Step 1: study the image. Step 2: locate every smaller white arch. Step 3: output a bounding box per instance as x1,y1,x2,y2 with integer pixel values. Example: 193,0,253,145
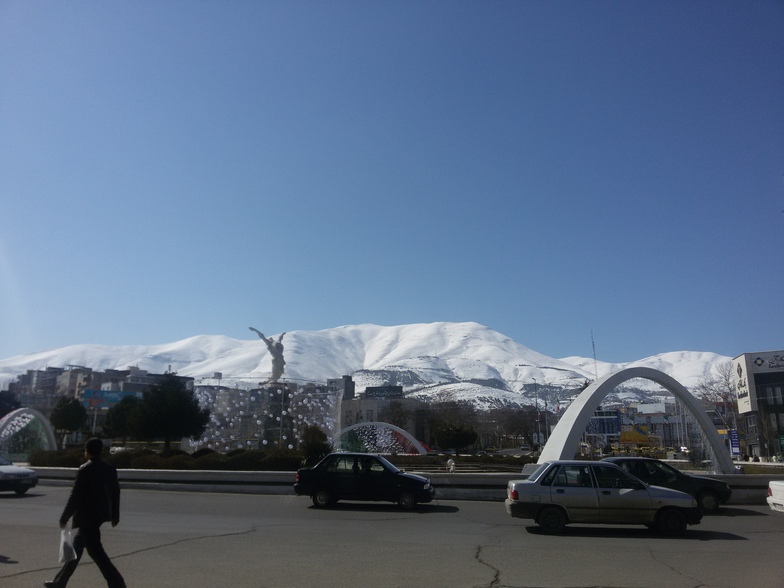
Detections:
339,421,429,455
539,367,736,474
0,407,58,452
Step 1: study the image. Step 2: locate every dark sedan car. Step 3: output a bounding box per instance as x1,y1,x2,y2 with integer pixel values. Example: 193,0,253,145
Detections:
602,457,731,513
294,452,435,509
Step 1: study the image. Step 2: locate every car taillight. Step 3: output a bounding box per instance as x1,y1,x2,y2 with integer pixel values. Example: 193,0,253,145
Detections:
296,473,300,482
769,486,773,497
509,489,519,500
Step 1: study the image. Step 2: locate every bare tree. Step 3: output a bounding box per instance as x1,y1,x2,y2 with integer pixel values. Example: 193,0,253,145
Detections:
756,404,780,460
378,400,413,429
694,361,739,430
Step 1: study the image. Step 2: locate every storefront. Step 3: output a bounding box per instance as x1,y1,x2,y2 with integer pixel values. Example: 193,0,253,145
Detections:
733,350,784,459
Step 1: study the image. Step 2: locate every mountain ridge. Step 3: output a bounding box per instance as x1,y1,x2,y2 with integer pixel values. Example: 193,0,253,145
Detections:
0,322,731,409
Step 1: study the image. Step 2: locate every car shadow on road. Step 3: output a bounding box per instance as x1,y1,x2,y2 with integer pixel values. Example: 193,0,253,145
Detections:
524,526,747,541
308,502,459,514
710,506,768,517
0,492,42,500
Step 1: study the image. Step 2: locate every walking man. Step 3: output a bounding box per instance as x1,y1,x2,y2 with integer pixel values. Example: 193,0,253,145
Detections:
45,437,126,588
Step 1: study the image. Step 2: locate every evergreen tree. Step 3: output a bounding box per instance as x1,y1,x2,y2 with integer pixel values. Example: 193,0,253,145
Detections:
0,390,21,419
129,374,210,452
49,397,87,448
299,425,333,466
103,395,141,443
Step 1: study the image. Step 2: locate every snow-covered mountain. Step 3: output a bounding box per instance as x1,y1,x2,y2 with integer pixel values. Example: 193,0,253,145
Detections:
0,322,731,410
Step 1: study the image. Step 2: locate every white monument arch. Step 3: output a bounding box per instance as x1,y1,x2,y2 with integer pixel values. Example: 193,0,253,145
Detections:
539,367,736,474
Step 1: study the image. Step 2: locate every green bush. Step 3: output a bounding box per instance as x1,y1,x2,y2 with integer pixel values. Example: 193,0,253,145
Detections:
108,449,157,469
261,449,302,471
193,452,227,470
190,447,217,459
161,448,189,459
164,454,195,470
129,454,166,469
225,450,267,471
28,449,84,468
27,446,304,471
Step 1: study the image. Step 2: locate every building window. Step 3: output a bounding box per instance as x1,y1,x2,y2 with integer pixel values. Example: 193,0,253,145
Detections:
747,414,758,435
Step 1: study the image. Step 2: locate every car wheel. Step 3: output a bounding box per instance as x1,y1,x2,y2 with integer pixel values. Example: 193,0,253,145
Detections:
696,489,720,513
537,506,566,534
14,488,29,496
657,508,687,536
398,491,417,510
312,489,332,508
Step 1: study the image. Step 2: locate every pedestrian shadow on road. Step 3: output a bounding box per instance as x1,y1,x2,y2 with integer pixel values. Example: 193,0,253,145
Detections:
0,554,20,564
524,526,747,541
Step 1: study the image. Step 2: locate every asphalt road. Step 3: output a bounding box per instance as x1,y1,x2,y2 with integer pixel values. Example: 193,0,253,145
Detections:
2,485,783,588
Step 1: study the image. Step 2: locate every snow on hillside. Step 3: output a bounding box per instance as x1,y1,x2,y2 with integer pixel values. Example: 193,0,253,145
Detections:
0,322,732,408
558,350,732,392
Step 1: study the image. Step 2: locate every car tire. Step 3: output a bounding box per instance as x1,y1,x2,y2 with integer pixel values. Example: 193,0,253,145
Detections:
696,489,720,513
312,489,333,508
537,506,566,534
398,491,417,510
14,488,29,496
657,508,687,536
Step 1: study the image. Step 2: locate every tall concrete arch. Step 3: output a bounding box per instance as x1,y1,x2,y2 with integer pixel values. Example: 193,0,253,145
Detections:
0,407,58,453
339,421,429,455
539,367,736,474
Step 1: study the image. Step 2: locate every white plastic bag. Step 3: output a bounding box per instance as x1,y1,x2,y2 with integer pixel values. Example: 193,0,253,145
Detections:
59,529,76,563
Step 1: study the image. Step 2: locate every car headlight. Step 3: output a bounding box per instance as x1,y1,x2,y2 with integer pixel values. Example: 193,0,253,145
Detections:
423,483,431,490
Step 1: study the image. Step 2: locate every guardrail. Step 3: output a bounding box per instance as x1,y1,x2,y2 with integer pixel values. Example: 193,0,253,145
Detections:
33,467,784,504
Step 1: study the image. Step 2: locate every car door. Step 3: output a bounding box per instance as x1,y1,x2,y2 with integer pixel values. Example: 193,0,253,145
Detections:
592,465,654,524
546,464,599,523
328,455,362,499
356,455,392,501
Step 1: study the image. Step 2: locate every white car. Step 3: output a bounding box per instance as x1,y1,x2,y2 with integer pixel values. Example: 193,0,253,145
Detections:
0,455,38,495
767,480,784,513
505,460,702,535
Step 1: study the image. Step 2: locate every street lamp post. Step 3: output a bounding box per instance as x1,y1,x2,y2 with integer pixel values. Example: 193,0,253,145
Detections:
534,377,541,449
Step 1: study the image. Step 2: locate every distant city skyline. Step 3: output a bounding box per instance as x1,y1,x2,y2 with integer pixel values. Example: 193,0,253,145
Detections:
1,2,782,363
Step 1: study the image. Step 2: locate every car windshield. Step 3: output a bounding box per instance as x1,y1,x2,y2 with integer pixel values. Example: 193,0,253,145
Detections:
0,455,12,466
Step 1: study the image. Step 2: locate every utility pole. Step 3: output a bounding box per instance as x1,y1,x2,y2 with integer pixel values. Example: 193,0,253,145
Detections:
533,377,541,449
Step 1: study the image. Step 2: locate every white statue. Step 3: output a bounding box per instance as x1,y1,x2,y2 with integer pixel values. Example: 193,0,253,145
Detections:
249,327,286,384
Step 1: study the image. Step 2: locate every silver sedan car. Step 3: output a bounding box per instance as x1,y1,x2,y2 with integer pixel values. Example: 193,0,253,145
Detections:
505,460,702,535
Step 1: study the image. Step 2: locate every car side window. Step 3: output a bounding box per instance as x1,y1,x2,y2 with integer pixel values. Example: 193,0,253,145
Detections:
331,456,357,474
325,457,339,472
594,465,638,489
551,465,593,488
540,466,558,486
360,457,385,475
651,461,678,483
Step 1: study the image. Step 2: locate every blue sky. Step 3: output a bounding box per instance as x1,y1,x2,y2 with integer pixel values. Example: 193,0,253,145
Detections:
1,1,782,364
